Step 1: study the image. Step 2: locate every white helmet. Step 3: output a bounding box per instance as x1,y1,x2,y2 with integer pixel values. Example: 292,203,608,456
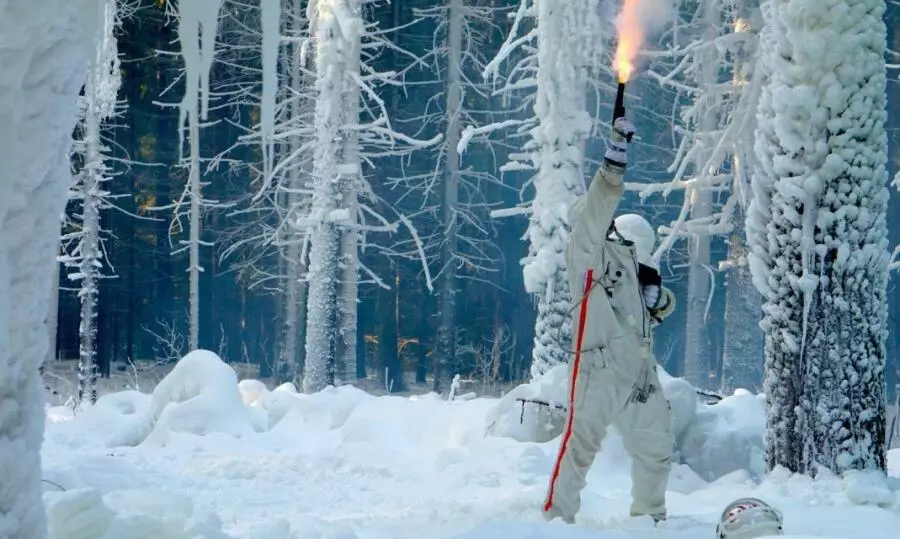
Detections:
715,498,783,539
612,213,656,268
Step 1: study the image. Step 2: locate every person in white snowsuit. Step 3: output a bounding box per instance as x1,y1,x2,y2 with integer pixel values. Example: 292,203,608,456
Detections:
542,117,677,525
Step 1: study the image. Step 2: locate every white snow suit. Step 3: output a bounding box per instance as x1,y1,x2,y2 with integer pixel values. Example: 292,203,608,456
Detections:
542,160,675,524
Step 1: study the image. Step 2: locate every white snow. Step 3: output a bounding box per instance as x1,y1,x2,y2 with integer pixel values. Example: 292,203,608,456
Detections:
0,1,103,537
42,353,900,538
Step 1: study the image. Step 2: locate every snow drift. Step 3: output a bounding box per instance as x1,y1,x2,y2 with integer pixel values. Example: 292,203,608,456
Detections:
68,350,269,447
45,487,237,539
43,359,900,538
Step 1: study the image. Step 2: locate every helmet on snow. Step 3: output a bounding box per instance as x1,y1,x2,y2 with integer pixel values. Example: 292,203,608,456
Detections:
715,497,784,539
612,213,656,268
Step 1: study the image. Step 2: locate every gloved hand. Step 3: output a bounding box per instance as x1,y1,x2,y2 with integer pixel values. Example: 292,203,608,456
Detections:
642,284,660,309
605,117,636,169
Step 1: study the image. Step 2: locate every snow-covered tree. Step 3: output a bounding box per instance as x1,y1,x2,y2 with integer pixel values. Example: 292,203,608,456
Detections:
60,0,124,408
302,0,364,392
301,0,440,392
393,0,510,391
749,0,890,474
211,0,313,383
720,4,765,392
630,0,763,387
0,1,102,536
484,0,605,380
167,0,225,351
215,0,437,390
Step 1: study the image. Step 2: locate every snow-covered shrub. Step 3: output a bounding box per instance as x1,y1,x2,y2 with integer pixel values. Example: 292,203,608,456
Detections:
678,389,766,481
484,365,570,442
110,350,266,446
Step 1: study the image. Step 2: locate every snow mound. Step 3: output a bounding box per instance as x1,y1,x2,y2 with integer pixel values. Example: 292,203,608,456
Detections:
111,350,267,446
678,389,766,480
485,365,569,442
45,487,236,539
270,384,375,434
46,390,151,447
239,379,302,429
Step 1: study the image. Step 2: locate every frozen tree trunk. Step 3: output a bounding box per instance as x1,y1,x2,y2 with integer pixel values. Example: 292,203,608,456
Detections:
177,0,223,352
682,202,712,386
188,108,201,351
749,0,890,475
47,259,60,362
433,0,464,392
525,0,597,380
77,103,103,407
681,0,720,388
720,208,763,393
337,194,358,386
280,0,309,385
74,0,120,407
720,0,763,394
0,2,98,537
336,11,363,386
304,0,362,393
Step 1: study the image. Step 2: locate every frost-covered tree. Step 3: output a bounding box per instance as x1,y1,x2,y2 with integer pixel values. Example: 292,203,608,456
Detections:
720,3,765,392
166,0,225,351
61,0,124,408
0,1,101,537
485,0,605,380
748,0,890,474
399,0,509,391
216,0,436,390
212,0,314,383
303,0,364,392
636,0,763,387
302,0,440,392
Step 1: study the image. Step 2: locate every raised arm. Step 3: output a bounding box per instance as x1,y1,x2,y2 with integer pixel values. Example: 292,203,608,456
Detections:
567,118,635,253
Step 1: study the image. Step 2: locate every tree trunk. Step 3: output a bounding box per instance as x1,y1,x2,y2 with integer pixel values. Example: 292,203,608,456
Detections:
434,0,464,393
280,0,310,385
336,3,363,385
681,0,721,388
0,1,98,536
379,268,405,393
750,0,889,475
721,186,763,392
188,104,201,351
47,258,60,363
77,96,102,407
303,0,362,392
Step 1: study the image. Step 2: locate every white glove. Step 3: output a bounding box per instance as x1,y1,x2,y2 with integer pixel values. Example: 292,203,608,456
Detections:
642,284,660,309
605,117,636,168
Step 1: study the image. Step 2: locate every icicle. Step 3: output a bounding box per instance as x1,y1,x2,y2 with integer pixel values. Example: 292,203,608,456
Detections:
256,0,280,202
177,0,224,137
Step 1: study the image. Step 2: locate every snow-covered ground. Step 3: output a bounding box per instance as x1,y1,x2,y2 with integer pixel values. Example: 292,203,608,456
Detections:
42,351,900,539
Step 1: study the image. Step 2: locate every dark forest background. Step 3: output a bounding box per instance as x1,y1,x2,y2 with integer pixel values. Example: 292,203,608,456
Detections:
50,0,900,398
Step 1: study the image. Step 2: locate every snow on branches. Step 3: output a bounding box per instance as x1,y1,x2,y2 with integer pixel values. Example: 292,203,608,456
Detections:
749,0,890,475
61,0,127,408
482,0,606,379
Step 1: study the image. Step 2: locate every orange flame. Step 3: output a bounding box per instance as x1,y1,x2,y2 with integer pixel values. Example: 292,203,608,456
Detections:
613,0,643,83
